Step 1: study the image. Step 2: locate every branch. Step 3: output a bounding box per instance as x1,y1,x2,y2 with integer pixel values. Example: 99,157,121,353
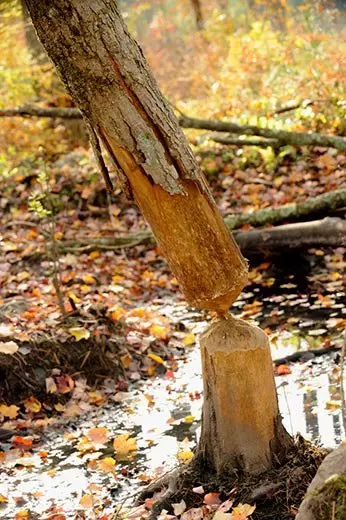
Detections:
2,104,346,151
50,218,345,256
179,116,346,151
210,135,280,147
224,188,346,230
0,104,81,119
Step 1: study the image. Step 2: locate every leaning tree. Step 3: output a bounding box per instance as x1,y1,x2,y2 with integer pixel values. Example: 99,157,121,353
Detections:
25,0,292,476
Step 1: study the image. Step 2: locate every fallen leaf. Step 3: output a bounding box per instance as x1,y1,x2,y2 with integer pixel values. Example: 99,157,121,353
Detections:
204,492,222,506
147,353,165,365
69,327,90,341
173,499,187,516
24,396,41,413
275,365,292,376
113,434,137,458
86,427,109,445
12,436,33,448
0,341,19,354
98,457,116,473
79,494,94,508
184,415,195,423
230,503,256,519
149,324,169,340
177,450,194,463
183,333,196,346
192,486,205,494
0,404,19,419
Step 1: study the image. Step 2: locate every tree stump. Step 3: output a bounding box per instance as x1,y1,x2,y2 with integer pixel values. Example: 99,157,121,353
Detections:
198,315,292,475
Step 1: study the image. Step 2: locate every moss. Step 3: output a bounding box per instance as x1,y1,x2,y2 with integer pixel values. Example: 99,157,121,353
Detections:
311,475,346,520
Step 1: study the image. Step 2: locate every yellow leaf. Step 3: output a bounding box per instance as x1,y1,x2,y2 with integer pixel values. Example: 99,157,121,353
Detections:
67,292,81,303
147,353,165,365
230,503,256,519
24,396,41,413
98,457,116,473
88,391,105,406
69,327,90,341
15,511,29,519
184,415,195,424
89,251,100,259
86,427,109,445
0,494,8,503
113,434,137,458
182,333,196,346
177,450,194,463
0,404,19,419
82,274,96,285
149,324,169,339
79,494,94,509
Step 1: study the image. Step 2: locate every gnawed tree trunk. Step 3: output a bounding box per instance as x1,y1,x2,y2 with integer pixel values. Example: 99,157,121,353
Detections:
25,0,291,474
198,316,290,473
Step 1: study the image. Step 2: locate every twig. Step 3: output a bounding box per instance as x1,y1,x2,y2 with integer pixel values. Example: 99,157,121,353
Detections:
340,330,346,434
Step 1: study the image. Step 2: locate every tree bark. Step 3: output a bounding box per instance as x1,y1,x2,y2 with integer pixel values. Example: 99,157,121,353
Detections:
50,218,346,255
24,0,248,312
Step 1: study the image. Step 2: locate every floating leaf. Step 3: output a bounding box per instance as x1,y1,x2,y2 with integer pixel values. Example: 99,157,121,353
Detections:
86,427,109,445
275,364,292,376
69,327,90,341
98,457,116,474
113,434,137,458
183,333,196,346
79,494,94,509
184,415,195,423
177,450,194,463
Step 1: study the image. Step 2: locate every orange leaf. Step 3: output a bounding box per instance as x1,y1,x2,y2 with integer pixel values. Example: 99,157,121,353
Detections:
276,365,292,376
204,492,222,506
86,427,109,445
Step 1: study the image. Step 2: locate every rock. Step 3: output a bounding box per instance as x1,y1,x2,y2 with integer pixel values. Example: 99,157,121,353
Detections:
296,442,346,520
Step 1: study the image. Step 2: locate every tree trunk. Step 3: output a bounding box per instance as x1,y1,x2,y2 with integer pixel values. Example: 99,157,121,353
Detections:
25,0,291,475
198,316,291,474
190,0,204,30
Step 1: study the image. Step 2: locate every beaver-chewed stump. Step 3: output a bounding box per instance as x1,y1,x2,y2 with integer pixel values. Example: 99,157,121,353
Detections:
197,315,292,475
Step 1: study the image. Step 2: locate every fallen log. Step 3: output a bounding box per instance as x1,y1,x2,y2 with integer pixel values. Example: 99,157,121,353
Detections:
224,188,346,229
2,104,346,151
50,218,345,255
179,116,346,152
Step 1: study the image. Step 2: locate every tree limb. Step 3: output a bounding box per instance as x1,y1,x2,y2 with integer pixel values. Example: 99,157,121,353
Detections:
50,218,345,255
2,105,346,151
224,188,346,230
0,104,81,119
179,116,346,151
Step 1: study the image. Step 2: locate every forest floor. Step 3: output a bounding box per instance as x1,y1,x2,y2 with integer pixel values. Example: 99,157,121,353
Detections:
0,143,345,519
